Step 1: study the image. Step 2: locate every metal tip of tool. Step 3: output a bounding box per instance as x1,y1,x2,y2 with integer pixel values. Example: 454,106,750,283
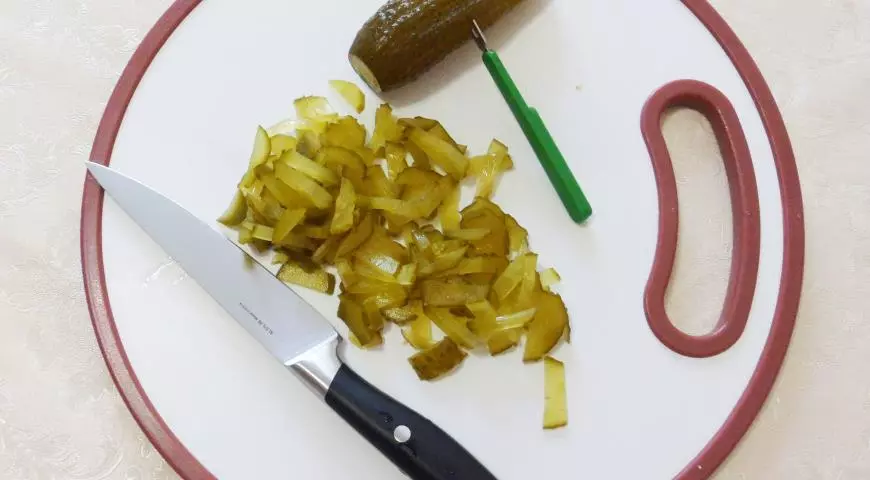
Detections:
471,19,488,52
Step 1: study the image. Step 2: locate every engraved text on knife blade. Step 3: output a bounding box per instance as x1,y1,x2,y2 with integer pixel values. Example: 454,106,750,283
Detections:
239,302,275,336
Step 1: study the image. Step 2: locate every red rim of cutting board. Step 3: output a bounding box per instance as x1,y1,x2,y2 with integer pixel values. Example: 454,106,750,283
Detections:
79,1,804,478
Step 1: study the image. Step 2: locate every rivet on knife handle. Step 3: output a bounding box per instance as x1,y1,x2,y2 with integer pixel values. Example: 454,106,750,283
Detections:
472,20,593,224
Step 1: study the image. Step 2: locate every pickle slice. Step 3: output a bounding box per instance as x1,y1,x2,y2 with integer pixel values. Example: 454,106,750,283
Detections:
543,356,568,429
408,337,467,381
329,80,366,113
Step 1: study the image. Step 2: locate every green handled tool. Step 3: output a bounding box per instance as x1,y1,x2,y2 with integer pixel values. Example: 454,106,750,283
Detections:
471,20,592,223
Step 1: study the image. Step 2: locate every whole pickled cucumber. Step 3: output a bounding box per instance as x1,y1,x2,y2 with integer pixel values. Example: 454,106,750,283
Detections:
349,0,525,93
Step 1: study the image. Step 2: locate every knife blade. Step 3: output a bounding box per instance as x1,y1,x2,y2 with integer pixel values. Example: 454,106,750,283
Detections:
86,162,497,480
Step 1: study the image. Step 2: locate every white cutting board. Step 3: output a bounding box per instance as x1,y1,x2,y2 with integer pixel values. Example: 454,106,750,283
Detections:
80,0,804,479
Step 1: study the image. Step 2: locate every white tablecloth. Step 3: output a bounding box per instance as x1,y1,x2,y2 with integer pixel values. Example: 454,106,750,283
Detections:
1,1,868,478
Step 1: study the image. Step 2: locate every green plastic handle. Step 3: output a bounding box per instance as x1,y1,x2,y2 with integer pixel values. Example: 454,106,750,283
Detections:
481,50,593,223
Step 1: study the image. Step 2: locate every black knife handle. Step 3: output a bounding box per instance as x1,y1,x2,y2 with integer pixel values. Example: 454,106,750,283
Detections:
325,364,497,480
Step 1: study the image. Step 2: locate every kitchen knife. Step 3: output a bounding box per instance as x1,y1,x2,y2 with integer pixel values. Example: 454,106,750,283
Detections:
86,162,497,480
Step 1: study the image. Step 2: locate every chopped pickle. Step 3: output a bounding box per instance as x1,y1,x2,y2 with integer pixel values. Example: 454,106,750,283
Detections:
272,250,290,265
338,294,377,347
270,134,298,155
353,257,398,283
360,166,398,199
488,139,511,160
426,307,478,349
296,129,322,157
396,166,441,188
274,163,333,209
221,91,575,415
508,254,540,311
329,80,366,113
365,232,406,263
460,198,507,257
294,96,337,134
335,212,375,258
495,308,537,331
354,146,378,167
330,178,356,235
384,142,408,180
422,279,489,307
362,296,387,332
493,254,533,301
445,228,490,241
250,239,271,253
253,157,275,177
418,246,467,277
348,282,407,311
237,223,254,244
249,126,271,170
468,300,535,340
318,146,366,178
427,121,467,155
524,292,569,362
384,303,418,324
469,139,514,198
217,190,248,226
280,233,318,252
406,177,454,220
355,230,409,270
403,224,432,252
488,329,522,356
295,95,334,120
469,154,500,199
467,300,498,338
408,337,467,381
505,214,530,259
543,356,568,429
402,310,435,350
399,116,439,131
350,331,384,349
246,191,283,226
266,119,304,137
251,224,275,242
457,256,508,275
299,224,331,240
273,208,306,245
364,288,410,311
461,196,504,219
396,263,417,286
465,272,497,285
277,259,336,294
278,150,339,187
403,166,447,190
370,104,404,152
312,235,341,264
335,258,357,286
260,173,314,209
405,140,431,170
408,128,468,180
322,116,367,149
431,239,466,256
540,267,561,291
438,185,461,232
369,197,417,219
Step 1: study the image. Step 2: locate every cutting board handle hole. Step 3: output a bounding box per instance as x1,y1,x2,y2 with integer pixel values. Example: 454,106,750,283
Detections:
640,80,761,358
660,108,732,337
